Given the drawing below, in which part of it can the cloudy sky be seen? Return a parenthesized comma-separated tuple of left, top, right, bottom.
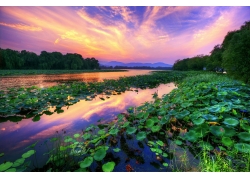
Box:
(0, 5, 250, 64)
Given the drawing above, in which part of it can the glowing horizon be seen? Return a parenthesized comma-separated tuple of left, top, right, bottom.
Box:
(0, 6, 249, 64)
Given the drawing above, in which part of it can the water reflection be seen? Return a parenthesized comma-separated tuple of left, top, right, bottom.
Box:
(0, 83, 176, 165)
(0, 70, 156, 90)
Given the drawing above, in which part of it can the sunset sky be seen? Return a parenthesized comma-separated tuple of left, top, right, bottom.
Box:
(0, 5, 250, 65)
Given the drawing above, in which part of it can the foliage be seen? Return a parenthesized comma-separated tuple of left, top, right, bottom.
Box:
(0, 48, 100, 70)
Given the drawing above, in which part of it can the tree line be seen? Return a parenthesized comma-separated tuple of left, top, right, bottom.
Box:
(0, 49, 100, 70)
(173, 21, 250, 83)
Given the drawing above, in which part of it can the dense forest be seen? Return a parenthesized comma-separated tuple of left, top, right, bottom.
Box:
(0, 49, 100, 70)
(173, 21, 250, 83)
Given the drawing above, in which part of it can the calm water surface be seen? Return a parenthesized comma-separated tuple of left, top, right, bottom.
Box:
(0, 83, 177, 170)
(0, 70, 157, 90)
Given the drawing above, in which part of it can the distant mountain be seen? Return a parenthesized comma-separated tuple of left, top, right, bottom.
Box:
(99, 61, 172, 67)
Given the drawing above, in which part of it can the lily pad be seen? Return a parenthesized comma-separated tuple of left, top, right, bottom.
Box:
(22, 150, 35, 159)
(136, 131, 147, 141)
(5, 168, 16, 172)
(82, 133, 91, 140)
(94, 148, 106, 161)
(234, 143, 250, 153)
(98, 130, 106, 135)
(174, 140, 182, 145)
(146, 119, 154, 128)
(74, 133, 80, 138)
(222, 137, 234, 147)
(80, 157, 93, 168)
(175, 110, 190, 119)
(109, 129, 119, 135)
(238, 132, 250, 142)
(102, 161, 115, 172)
(0, 162, 13, 172)
(184, 130, 199, 142)
(151, 125, 161, 132)
(202, 114, 218, 121)
(192, 118, 205, 125)
(122, 122, 130, 128)
(126, 126, 137, 134)
(223, 127, 236, 137)
(156, 140, 164, 146)
(223, 118, 239, 127)
(12, 158, 25, 167)
(208, 105, 221, 113)
(209, 126, 225, 137)
(163, 163, 168, 167)
(113, 148, 121, 153)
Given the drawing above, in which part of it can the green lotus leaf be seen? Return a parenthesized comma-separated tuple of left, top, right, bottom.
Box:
(22, 150, 35, 159)
(126, 126, 137, 134)
(113, 148, 121, 153)
(238, 132, 250, 142)
(200, 142, 214, 151)
(146, 119, 154, 128)
(151, 125, 161, 132)
(222, 137, 234, 147)
(102, 161, 115, 172)
(12, 158, 25, 167)
(202, 114, 218, 121)
(208, 105, 221, 113)
(122, 122, 130, 128)
(162, 153, 168, 157)
(74, 133, 80, 138)
(223, 127, 236, 137)
(5, 168, 16, 172)
(223, 118, 239, 127)
(151, 148, 162, 154)
(80, 157, 93, 168)
(156, 140, 164, 146)
(168, 110, 177, 116)
(0, 153, 4, 157)
(163, 163, 168, 167)
(209, 126, 225, 137)
(98, 129, 106, 135)
(241, 123, 250, 132)
(150, 148, 157, 152)
(192, 123, 209, 137)
(189, 111, 202, 119)
(0, 162, 13, 172)
(109, 129, 119, 135)
(136, 131, 147, 141)
(192, 118, 205, 125)
(160, 116, 169, 125)
(82, 133, 91, 140)
(175, 110, 190, 119)
(217, 91, 228, 96)
(174, 140, 182, 145)
(64, 137, 73, 142)
(184, 130, 199, 142)
(94, 148, 106, 161)
(234, 143, 250, 153)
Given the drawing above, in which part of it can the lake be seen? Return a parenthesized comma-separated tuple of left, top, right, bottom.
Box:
(0, 70, 197, 172)
(0, 70, 157, 91)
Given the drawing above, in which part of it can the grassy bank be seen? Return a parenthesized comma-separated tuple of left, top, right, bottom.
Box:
(0, 71, 250, 172)
(0, 69, 127, 76)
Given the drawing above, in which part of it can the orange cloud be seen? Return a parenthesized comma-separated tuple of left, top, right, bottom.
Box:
(0, 22, 42, 31)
